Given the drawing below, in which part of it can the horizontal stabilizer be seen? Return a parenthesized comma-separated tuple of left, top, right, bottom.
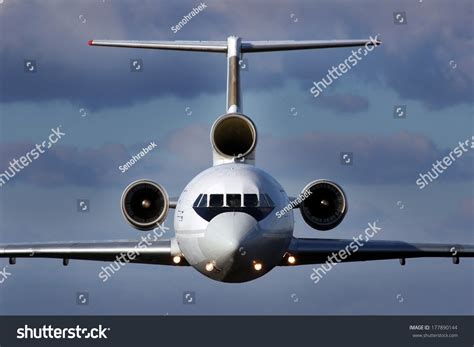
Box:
(88, 40, 227, 52)
(88, 38, 380, 54)
(241, 39, 381, 52)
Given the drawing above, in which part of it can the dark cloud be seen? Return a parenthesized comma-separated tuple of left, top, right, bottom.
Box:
(0, 125, 212, 189)
(258, 131, 473, 185)
(316, 93, 369, 114)
(418, 195, 474, 239)
(0, 0, 226, 109)
(164, 123, 211, 168)
(0, 142, 130, 187)
(0, 0, 472, 318)
(0, 129, 471, 188)
(0, 0, 472, 110)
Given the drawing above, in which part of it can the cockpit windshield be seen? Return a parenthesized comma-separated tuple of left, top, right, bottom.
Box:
(193, 193, 275, 221)
(227, 194, 241, 207)
(244, 194, 258, 207)
(209, 194, 224, 207)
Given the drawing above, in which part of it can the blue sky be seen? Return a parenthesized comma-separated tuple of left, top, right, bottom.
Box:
(0, 0, 472, 315)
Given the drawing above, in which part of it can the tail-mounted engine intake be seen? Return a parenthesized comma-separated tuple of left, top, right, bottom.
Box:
(300, 180, 347, 231)
(121, 179, 169, 230)
(211, 113, 257, 165)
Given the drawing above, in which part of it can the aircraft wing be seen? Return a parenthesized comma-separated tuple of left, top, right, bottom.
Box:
(0, 239, 188, 266)
(281, 238, 474, 266)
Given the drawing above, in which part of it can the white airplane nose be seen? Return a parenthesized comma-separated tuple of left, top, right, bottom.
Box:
(202, 212, 258, 263)
(190, 210, 288, 282)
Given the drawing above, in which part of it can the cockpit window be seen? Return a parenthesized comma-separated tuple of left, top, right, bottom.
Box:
(259, 194, 275, 208)
(196, 193, 274, 208)
(259, 194, 269, 207)
(226, 194, 241, 207)
(193, 192, 275, 221)
(209, 194, 224, 207)
(244, 194, 259, 207)
(198, 194, 207, 207)
(193, 194, 203, 208)
(264, 194, 275, 207)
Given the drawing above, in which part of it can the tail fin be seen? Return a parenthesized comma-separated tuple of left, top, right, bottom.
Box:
(88, 36, 381, 112)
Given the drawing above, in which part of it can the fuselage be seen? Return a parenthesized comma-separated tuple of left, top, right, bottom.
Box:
(174, 163, 293, 282)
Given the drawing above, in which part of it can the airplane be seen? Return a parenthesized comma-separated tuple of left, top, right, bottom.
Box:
(1, 36, 473, 283)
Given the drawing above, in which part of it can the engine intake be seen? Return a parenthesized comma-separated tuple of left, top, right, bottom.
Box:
(121, 179, 169, 230)
(211, 113, 257, 159)
(300, 180, 347, 231)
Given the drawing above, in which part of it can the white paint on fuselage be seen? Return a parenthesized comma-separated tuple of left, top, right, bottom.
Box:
(174, 163, 293, 282)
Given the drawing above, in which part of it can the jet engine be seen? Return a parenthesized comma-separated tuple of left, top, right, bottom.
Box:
(211, 113, 257, 164)
(299, 180, 347, 231)
(121, 179, 169, 230)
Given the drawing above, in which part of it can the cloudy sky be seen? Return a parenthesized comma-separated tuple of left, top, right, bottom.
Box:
(0, 0, 472, 315)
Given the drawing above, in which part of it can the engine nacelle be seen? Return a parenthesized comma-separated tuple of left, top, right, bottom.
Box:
(211, 113, 257, 165)
(300, 180, 347, 231)
(121, 179, 169, 231)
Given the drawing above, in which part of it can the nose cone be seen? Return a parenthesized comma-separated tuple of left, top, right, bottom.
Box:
(202, 212, 257, 261)
(198, 212, 263, 282)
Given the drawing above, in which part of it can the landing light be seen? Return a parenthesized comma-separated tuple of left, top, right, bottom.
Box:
(253, 262, 262, 271)
(173, 256, 182, 264)
(287, 256, 296, 264)
(205, 262, 215, 272)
